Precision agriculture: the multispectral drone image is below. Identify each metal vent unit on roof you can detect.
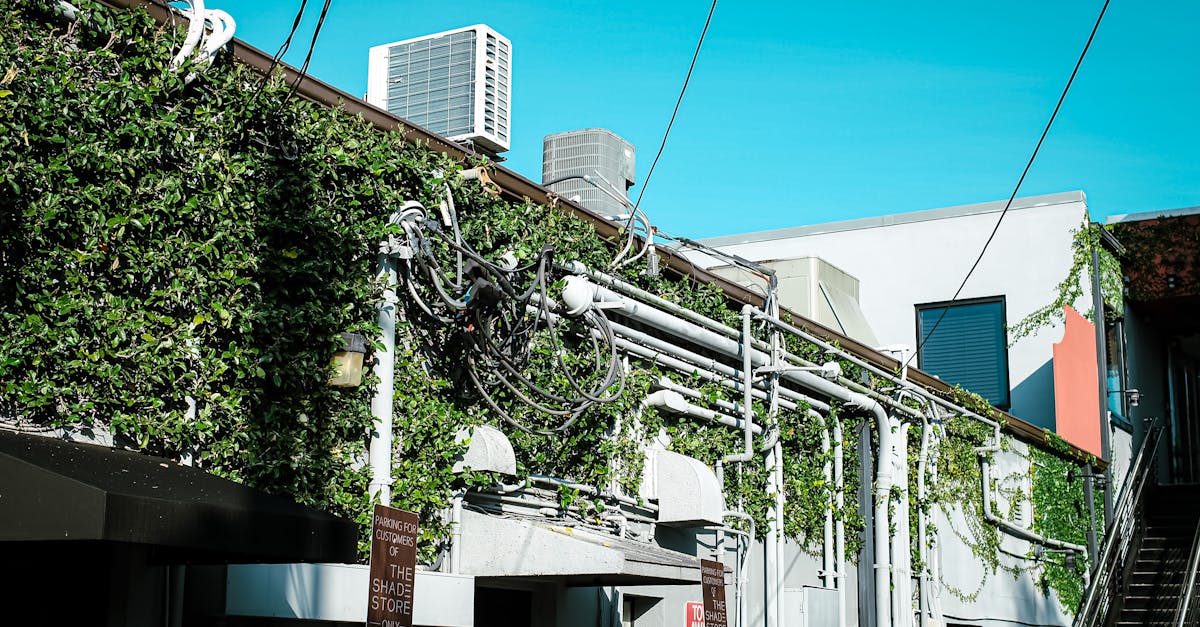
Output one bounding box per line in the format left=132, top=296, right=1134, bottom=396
left=640, top=448, right=724, bottom=527
left=452, top=425, right=517, bottom=476
left=542, top=128, right=636, bottom=218
left=708, top=256, right=881, bottom=346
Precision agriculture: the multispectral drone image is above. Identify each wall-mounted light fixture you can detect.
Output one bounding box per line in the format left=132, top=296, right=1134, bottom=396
left=329, top=332, right=369, bottom=388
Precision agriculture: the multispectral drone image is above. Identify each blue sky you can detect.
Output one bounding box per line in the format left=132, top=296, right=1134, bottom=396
left=228, top=1, right=1199, bottom=239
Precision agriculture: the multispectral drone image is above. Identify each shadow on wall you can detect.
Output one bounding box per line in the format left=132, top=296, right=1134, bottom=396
left=1010, top=359, right=1056, bottom=432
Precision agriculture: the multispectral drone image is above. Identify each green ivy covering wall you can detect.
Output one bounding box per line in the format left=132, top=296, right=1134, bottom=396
left=0, top=1, right=1093, bottom=606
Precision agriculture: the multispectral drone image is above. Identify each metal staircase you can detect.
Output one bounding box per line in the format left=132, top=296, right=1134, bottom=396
left=1075, top=423, right=1200, bottom=627
left=1108, top=484, right=1200, bottom=625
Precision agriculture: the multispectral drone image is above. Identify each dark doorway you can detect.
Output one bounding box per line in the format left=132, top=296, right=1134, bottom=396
left=474, top=586, right=532, bottom=627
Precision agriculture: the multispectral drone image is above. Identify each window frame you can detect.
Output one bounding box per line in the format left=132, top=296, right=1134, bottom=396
left=914, top=295, right=1011, bottom=411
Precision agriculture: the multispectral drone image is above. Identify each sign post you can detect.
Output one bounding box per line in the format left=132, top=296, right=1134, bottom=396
left=700, top=559, right=728, bottom=627
left=366, top=504, right=420, bottom=627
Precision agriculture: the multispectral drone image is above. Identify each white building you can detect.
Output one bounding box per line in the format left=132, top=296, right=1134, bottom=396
left=367, top=24, right=511, bottom=154
left=696, top=191, right=1093, bottom=432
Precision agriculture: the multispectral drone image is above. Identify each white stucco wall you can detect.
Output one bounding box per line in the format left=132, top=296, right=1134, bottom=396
left=695, top=191, right=1092, bottom=430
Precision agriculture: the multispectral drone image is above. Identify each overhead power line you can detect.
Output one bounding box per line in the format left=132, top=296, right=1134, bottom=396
left=285, top=0, right=333, bottom=102
left=257, top=0, right=310, bottom=90
left=631, top=0, right=719, bottom=213
left=908, top=0, right=1112, bottom=371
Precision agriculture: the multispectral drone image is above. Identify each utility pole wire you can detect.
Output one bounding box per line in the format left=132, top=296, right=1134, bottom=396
left=907, top=0, right=1111, bottom=373
left=632, top=0, right=719, bottom=213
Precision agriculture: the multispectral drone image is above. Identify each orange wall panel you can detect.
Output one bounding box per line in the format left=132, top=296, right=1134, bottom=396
left=1052, top=306, right=1102, bottom=458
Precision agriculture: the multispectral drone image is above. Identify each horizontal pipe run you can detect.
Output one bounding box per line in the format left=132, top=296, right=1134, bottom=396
left=605, top=319, right=831, bottom=412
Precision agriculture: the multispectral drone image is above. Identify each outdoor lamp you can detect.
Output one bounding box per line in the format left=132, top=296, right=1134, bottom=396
left=329, top=332, right=369, bottom=388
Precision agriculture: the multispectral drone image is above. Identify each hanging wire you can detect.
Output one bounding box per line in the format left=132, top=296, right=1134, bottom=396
left=283, top=0, right=333, bottom=103
left=906, top=0, right=1112, bottom=373
left=394, top=193, right=627, bottom=436
left=631, top=0, right=718, bottom=214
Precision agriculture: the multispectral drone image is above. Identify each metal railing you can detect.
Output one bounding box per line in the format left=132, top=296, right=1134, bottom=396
left=1172, top=520, right=1200, bottom=627
left=1074, top=419, right=1164, bottom=627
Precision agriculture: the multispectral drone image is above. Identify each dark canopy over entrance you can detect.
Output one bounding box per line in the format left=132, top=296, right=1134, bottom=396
left=0, top=430, right=357, bottom=563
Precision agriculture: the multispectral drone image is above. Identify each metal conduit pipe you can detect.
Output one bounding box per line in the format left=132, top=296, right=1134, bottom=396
left=604, top=318, right=832, bottom=413
left=822, top=425, right=834, bottom=589
left=893, top=423, right=914, bottom=627
left=563, top=261, right=760, bottom=348
left=975, top=431, right=1088, bottom=554
left=571, top=264, right=969, bottom=430
left=833, top=414, right=847, bottom=627
left=368, top=216, right=405, bottom=505
left=751, top=310, right=1004, bottom=428
left=916, top=412, right=933, bottom=627
left=449, top=489, right=465, bottom=573
left=645, top=389, right=763, bottom=435
left=560, top=273, right=910, bottom=626
left=567, top=276, right=895, bottom=627
left=588, top=279, right=920, bottom=432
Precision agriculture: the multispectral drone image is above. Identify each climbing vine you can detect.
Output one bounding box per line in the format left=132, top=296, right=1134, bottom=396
left=1031, top=432, right=1099, bottom=612
left=0, top=0, right=1094, bottom=591
left=1008, top=217, right=1123, bottom=344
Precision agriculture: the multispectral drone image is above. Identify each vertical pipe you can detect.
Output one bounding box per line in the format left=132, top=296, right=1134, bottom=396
left=822, top=425, right=834, bottom=589
left=834, top=415, right=846, bottom=627
left=893, top=423, right=913, bottom=627
left=765, top=445, right=781, bottom=627
left=874, top=409, right=894, bottom=627
left=857, top=420, right=877, bottom=627
left=369, top=254, right=398, bottom=505
left=774, top=441, right=786, bottom=627
left=1091, top=243, right=1114, bottom=523
left=915, top=412, right=932, bottom=627
left=1084, top=467, right=1099, bottom=567
left=449, top=490, right=464, bottom=573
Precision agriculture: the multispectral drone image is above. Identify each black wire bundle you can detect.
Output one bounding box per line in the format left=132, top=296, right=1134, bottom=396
left=396, top=202, right=626, bottom=435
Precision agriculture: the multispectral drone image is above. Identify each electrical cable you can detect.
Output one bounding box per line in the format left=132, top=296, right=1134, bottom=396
left=256, top=0, right=309, bottom=90
left=906, top=0, right=1111, bottom=373
left=630, top=0, right=718, bottom=215
left=283, top=0, right=332, bottom=103
left=393, top=195, right=627, bottom=434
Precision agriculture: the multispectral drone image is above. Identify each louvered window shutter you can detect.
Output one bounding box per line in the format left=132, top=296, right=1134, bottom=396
left=917, top=299, right=1010, bottom=409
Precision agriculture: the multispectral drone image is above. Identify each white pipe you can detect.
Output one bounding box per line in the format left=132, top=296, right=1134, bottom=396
left=774, top=442, right=786, bottom=627
left=368, top=251, right=397, bottom=505
left=604, top=317, right=831, bottom=412
left=976, top=431, right=1088, bottom=553
left=449, top=490, right=464, bottom=573
left=765, top=443, right=782, bottom=627
left=834, top=414, right=846, bottom=627
left=893, top=423, right=913, bottom=627
left=822, top=425, right=834, bottom=589
left=566, top=271, right=904, bottom=626
left=169, top=0, right=206, bottom=70
left=728, top=305, right=757, bottom=469
left=916, top=414, right=932, bottom=627
left=646, top=389, right=763, bottom=435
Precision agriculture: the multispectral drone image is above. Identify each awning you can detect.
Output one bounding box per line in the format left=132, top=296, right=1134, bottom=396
left=458, top=509, right=716, bottom=587
left=0, top=430, right=357, bottom=563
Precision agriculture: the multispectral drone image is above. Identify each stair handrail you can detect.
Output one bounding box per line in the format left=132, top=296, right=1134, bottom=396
left=1172, top=519, right=1200, bottom=627
left=1074, top=419, right=1164, bottom=627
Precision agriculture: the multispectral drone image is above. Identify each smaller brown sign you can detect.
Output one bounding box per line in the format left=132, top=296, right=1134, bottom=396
left=367, top=504, right=420, bottom=627
left=700, top=558, right=728, bottom=627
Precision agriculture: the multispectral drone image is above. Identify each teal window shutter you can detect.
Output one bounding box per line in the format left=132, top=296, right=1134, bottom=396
left=917, top=298, right=1010, bottom=409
